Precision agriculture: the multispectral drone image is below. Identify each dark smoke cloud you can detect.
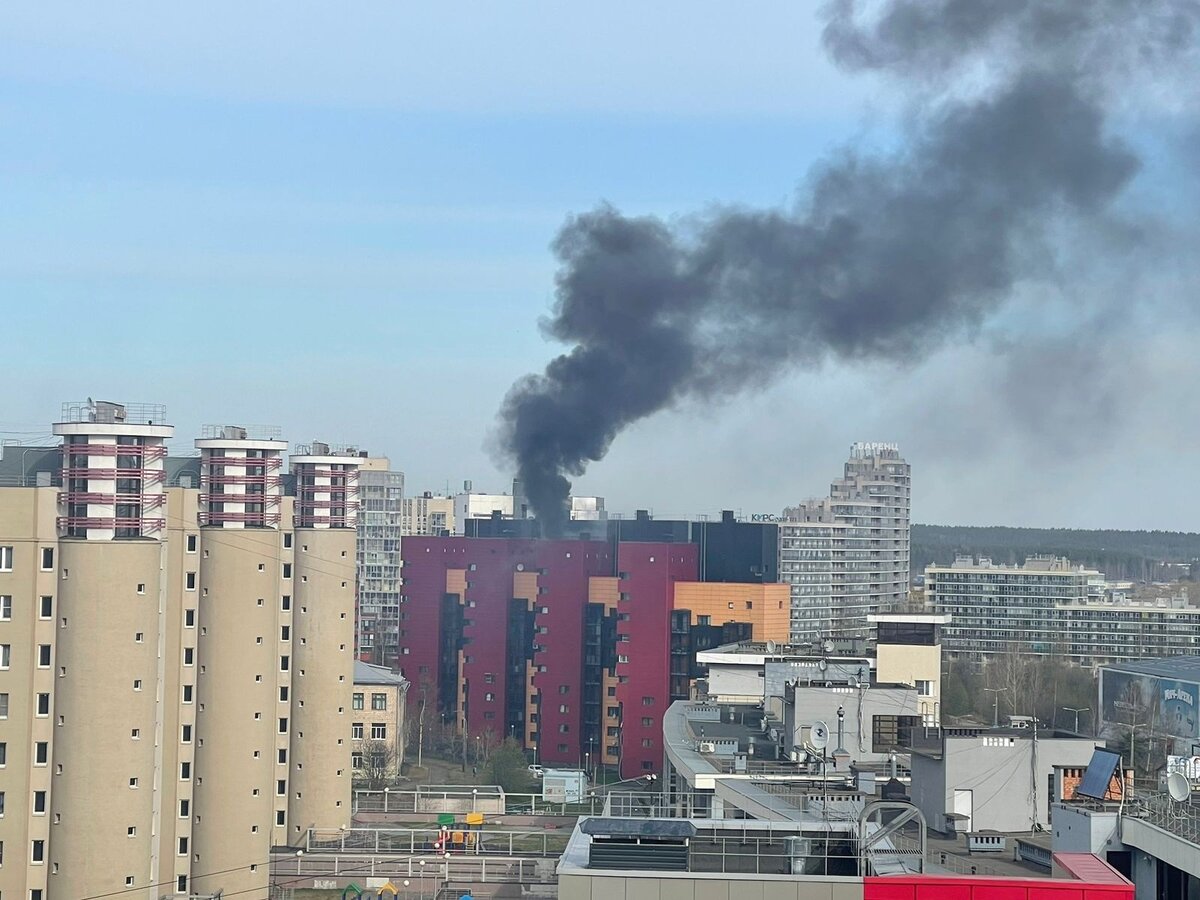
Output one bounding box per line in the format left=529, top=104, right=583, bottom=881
left=499, top=0, right=1198, bottom=536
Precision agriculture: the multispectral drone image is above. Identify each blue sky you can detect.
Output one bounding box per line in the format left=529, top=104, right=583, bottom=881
left=2, top=3, right=1198, bottom=529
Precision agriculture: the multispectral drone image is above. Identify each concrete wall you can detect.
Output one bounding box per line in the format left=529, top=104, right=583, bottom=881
left=289, top=527, right=357, bottom=838
left=559, top=872, right=863, bottom=900
left=673, top=582, right=791, bottom=643
left=914, top=736, right=1100, bottom=834
left=0, top=486, right=57, bottom=900
left=192, top=525, right=287, bottom=898
left=53, top=540, right=165, bottom=899
left=785, top=685, right=919, bottom=767
left=873, top=643, right=940, bottom=724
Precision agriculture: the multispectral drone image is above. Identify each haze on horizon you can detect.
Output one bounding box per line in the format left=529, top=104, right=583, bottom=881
left=2, top=2, right=1198, bottom=532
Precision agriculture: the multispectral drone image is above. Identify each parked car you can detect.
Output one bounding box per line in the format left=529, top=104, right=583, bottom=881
left=527, top=764, right=545, bottom=778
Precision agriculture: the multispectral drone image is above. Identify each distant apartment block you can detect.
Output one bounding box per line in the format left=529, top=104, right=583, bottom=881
left=928, top=555, right=1200, bottom=666
left=0, top=403, right=357, bottom=900
left=356, top=456, right=404, bottom=665
left=401, top=491, right=455, bottom=536
left=351, top=660, right=409, bottom=780
left=779, top=443, right=911, bottom=644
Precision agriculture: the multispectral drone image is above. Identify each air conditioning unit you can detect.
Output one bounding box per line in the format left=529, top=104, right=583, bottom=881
left=699, top=742, right=717, bottom=753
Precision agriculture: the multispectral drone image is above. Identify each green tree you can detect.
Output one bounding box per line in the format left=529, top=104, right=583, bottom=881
left=941, top=672, right=971, bottom=717
left=487, top=738, right=535, bottom=792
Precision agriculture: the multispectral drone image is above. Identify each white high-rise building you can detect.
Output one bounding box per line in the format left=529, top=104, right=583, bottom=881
left=778, top=443, right=911, bottom=644
left=356, top=457, right=404, bottom=665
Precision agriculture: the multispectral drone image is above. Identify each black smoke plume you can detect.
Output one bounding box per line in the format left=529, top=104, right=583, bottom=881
left=499, top=0, right=1198, bottom=537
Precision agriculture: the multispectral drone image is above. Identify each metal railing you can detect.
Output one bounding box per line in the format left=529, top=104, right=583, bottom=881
left=352, top=789, right=610, bottom=817
left=307, top=827, right=570, bottom=857
left=273, top=851, right=559, bottom=885
left=1131, top=792, right=1200, bottom=844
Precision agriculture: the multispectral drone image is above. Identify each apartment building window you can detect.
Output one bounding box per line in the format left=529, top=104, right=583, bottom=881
left=185, top=609, right=195, bottom=627
left=916, top=680, right=933, bottom=696
left=186, top=534, right=197, bottom=553
left=184, top=572, right=197, bottom=591
left=0, top=546, right=12, bottom=571
left=277, top=780, right=286, bottom=796
left=281, top=625, right=290, bottom=641
left=283, top=533, right=293, bottom=549
left=180, top=762, right=191, bottom=780
left=371, top=723, right=387, bottom=740
left=40, top=547, right=54, bottom=570
left=352, top=693, right=364, bottom=710
left=0, top=742, right=5, bottom=765
left=280, top=656, right=289, bottom=672
left=184, top=647, right=194, bottom=666
left=352, top=723, right=364, bottom=740
left=32, top=838, right=45, bottom=863
left=642, top=696, right=654, bottom=706
left=282, top=563, right=292, bottom=579
left=642, top=738, right=653, bottom=748
left=178, top=837, right=188, bottom=856
left=0, top=791, right=4, bottom=815
left=276, top=810, right=286, bottom=826
left=278, top=717, right=288, bottom=734
left=181, top=724, right=192, bottom=743
left=484, top=692, right=495, bottom=702
left=0, top=644, right=9, bottom=669
left=641, top=717, right=653, bottom=727
left=37, top=693, right=50, bottom=716
left=352, top=751, right=364, bottom=768
left=39, top=596, right=52, bottom=618
left=0, top=596, right=10, bottom=619
left=372, top=693, right=387, bottom=710
left=281, top=595, right=291, bottom=611
left=0, top=694, right=7, bottom=718
left=178, top=876, right=188, bottom=893
left=278, top=748, right=287, bottom=764
left=33, top=790, right=46, bottom=814
left=279, top=686, right=289, bottom=702
left=38, top=645, right=51, bottom=667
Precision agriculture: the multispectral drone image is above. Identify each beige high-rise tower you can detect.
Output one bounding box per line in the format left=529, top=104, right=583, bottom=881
left=191, top=426, right=291, bottom=899
left=288, top=444, right=360, bottom=841
left=0, top=405, right=359, bottom=900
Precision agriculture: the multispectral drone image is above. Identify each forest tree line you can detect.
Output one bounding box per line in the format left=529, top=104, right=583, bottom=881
left=913, top=524, right=1200, bottom=582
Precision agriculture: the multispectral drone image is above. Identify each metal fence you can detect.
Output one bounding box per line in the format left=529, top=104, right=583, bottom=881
left=306, top=826, right=571, bottom=857
left=353, top=789, right=610, bottom=817
left=1133, top=792, right=1200, bottom=844
left=273, top=852, right=559, bottom=889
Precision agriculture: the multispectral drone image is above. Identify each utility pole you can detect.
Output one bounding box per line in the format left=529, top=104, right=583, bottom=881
left=417, top=689, right=426, bottom=770
left=984, top=688, right=1006, bottom=727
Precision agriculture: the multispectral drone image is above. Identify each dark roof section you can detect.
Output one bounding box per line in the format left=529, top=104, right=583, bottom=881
left=579, top=818, right=697, bottom=839
left=0, top=445, right=60, bottom=486
left=1104, top=656, right=1200, bottom=680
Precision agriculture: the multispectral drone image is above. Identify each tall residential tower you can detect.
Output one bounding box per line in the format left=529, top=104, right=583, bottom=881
left=0, top=403, right=357, bottom=900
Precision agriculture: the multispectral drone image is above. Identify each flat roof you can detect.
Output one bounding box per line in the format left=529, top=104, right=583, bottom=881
left=1102, top=656, right=1200, bottom=680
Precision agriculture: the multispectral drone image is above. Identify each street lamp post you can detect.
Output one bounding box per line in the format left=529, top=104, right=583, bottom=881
left=1062, top=706, right=1091, bottom=735
left=984, top=688, right=1006, bottom=728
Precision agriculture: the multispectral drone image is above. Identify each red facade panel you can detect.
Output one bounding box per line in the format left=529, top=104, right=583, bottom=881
left=614, top=542, right=699, bottom=778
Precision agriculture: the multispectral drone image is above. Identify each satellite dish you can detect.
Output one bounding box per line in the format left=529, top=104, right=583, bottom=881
left=810, top=720, right=830, bottom=751
left=817, top=657, right=828, bottom=672
left=765, top=640, right=777, bottom=654
left=822, top=640, right=834, bottom=654
left=1168, top=771, right=1191, bottom=803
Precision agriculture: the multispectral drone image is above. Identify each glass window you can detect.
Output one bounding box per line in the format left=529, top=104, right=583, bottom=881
left=371, top=693, right=387, bottom=711
left=352, top=693, right=364, bottom=710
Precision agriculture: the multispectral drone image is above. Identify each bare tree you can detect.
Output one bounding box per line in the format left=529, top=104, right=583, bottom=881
left=358, top=738, right=398, bottom=789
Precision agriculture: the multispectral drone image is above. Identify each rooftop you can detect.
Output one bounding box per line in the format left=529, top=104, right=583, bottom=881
left=353, top=661, right=408, bottom=687
left=1101, top=655, right=1200, bottom=679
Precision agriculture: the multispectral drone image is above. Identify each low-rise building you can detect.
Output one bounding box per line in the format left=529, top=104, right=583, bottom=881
left=351, top=661, right=409, bottom=782
left=910, top=725, right=1100, bottom=834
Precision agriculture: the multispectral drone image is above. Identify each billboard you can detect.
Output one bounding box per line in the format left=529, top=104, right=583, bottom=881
left=1100, top=668, right=1200, bottom=741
